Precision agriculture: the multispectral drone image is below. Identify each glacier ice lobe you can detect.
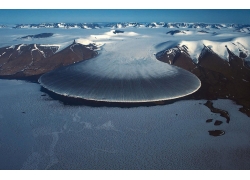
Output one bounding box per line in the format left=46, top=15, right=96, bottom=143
left=39, top=56, right=201, bottom=103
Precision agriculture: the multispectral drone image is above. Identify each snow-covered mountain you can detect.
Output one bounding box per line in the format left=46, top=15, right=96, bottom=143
left=11, top=23, right=102, bottom=29
left=0, top=22, right=248, bottom=32
left=157, top=37, right=250, bottom=63
left=0, top=25, right=7, bottom=28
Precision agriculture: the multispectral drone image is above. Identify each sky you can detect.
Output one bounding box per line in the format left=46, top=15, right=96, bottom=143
left=1, top=0, right=250, bottom=25
left=1, top=9, right=250, bottom=24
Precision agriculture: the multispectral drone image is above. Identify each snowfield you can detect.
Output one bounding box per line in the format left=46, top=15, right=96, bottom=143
left=1, top=24, right=249, bottom=62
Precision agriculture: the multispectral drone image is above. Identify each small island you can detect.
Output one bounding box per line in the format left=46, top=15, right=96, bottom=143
left=20, top=33, right=54, bottom=39
left=113, top=30, right=124, bottom=34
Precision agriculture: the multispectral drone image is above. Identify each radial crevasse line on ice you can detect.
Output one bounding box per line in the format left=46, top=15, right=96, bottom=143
left=38, top=56, right=201, bottom=103
left=37, top=29, right=203, bottom=103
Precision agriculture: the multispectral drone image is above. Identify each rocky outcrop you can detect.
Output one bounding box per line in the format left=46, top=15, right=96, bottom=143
left=157, top=45, right=250, bottom=117
left=0, top=41, right=98, bottom=79
left=19, top=33, right=54, bottom=39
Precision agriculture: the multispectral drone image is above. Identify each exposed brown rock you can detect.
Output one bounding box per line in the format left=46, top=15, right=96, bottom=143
left=214, top=120, right=223, bottom=126
left=204, top=100, right=230, bottom=123
left=206, top=119, right=213, bottom=123
left=208, top=130, right=225, bottom=136
left=157, top=45, right=250, bottom=117
left=0, top=41, right=98, bottom=79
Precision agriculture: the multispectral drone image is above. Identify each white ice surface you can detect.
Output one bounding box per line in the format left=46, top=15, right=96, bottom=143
left=1, top=27, right=250, bottom=62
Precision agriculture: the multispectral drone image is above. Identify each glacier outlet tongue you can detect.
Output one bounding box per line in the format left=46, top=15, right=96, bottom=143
left=38, top=30, right=201, bottom=103
left=38, top=56, right=201, bottom=103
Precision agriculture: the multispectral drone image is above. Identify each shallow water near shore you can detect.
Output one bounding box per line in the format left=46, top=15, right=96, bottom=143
left=1, top=79, right=250, bottom=170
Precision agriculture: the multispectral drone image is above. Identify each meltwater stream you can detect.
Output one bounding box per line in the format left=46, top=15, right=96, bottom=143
left=39, top=34, right=201, bottom=102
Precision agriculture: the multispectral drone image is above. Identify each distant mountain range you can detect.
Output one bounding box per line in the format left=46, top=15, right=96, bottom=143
left=0, top=22, right=250, bottom=32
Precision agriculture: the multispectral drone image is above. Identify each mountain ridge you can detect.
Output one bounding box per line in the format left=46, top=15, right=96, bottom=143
left=0, top=22, right=250, bottom=31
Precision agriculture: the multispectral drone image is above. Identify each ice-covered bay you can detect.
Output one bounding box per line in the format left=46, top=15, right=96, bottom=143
left=0, top=79, right=250, bottom=169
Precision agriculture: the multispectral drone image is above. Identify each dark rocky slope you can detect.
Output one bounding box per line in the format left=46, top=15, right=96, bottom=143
left=0, top=41, right=98, bottom=79
left=157, top=45, right=250, bottom=116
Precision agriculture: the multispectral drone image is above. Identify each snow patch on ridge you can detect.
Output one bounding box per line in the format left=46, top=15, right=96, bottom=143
left=17, top=44, right=25, bottom=51
left=75, top=39, right=93, bottom=45
left=33, top=44, right=46, bottom=58
left=89, top=30, right=139, bottom=41
left=6, top=45, right=15, bottom=49
left=178, top=36, right=250, bottom=62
